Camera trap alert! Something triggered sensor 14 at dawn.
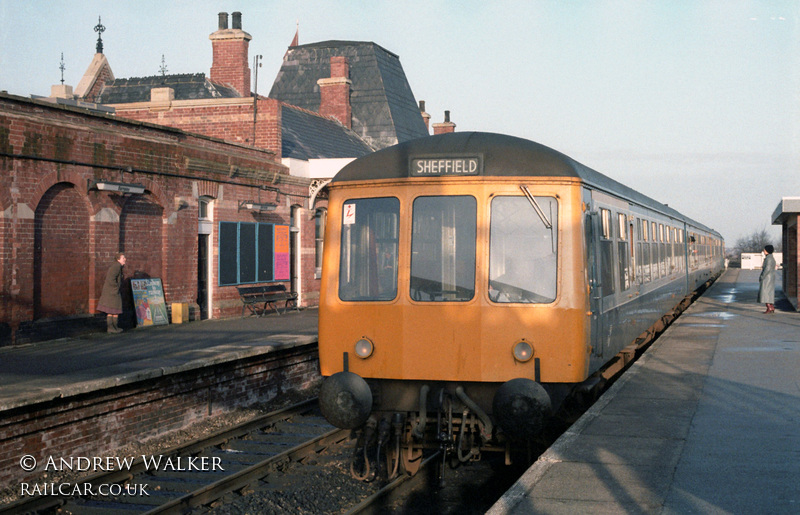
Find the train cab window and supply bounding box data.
[339,197,399,301]
[489,195,557,303]
[411,196,476,302]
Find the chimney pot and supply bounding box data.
[232,11,242,30]
[218,12,228,30]
[419,100,426,111]
[444,110,450,123]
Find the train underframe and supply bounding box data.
[323,376,581,482]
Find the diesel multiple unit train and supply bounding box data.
[318,132,724,479]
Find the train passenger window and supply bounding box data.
[651,242,660,279]
[411,196,476,302]
[642,242,651,282]
[599,209,615,297]
[601,209,612,239]
[489,196,557,303]
[617,213,630,291]
[339,197,399,301]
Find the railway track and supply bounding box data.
[1,399,349,514]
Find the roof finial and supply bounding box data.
[94,15,106,54]
[159,54,168,77]
[59,53,66,85]
[290,20,299,47]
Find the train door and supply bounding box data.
[585,204,604,359]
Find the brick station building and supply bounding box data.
[0,92,316,344]
[772,197,800,310]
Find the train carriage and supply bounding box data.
[317,132,724,478]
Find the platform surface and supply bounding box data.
[489,269,800,514]
[0,309,318,412]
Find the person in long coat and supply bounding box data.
[757,245,776,314]
[97,253,126,332]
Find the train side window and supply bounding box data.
[617,213,630,291]
[601,208,611,239]
[411,196,476,302]
[339,197,400,301]
[599,209,615,296]
[635,218,643,282]
[489,196,558,303]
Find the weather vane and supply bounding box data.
[159,55,168,76]
[94,16,106,54]
[59,53,66,85]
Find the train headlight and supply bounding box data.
[354,338,374,359]
[513,341,534,362]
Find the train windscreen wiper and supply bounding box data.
[520,185,552,229]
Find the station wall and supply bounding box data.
[0,93,317,345]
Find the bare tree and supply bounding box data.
[732,227,781,256]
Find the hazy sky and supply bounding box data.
[1,1,797,245]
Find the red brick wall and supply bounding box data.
[0,344,321,485]
[115,98,281,156]
[0,94,315,344]
[120,195,164,279]
[210,38,251,97]
[318,57,352,129]
[34,184,91,318]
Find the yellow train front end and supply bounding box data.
[319,173,591,470]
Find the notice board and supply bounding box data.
[131,278,169,327]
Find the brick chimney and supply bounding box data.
[209,11,252,96]
[419,100,431,132]
[432,110,456,134]
[317,56,352,128]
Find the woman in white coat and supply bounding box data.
[757,245,776,314]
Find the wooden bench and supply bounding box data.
[237,284,299,317]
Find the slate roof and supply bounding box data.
[281,105,374,160]
[268,41,429,150]
[97,74,240,104]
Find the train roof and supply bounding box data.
[332,132,721,238]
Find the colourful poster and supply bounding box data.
[130,278,170,327]
[274,225,290,280]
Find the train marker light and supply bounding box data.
[513,341,534,362]
[355,338,374,359]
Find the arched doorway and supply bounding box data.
[33,183,90,319]
[119,195,164,327]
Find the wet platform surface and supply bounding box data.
[490,269,800,514]
[0,309,318,412]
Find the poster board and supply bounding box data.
[130,278,170,327]
[274,224,290,281]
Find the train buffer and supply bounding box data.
[489,268,800,514]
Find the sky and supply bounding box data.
[1,0,798,247]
